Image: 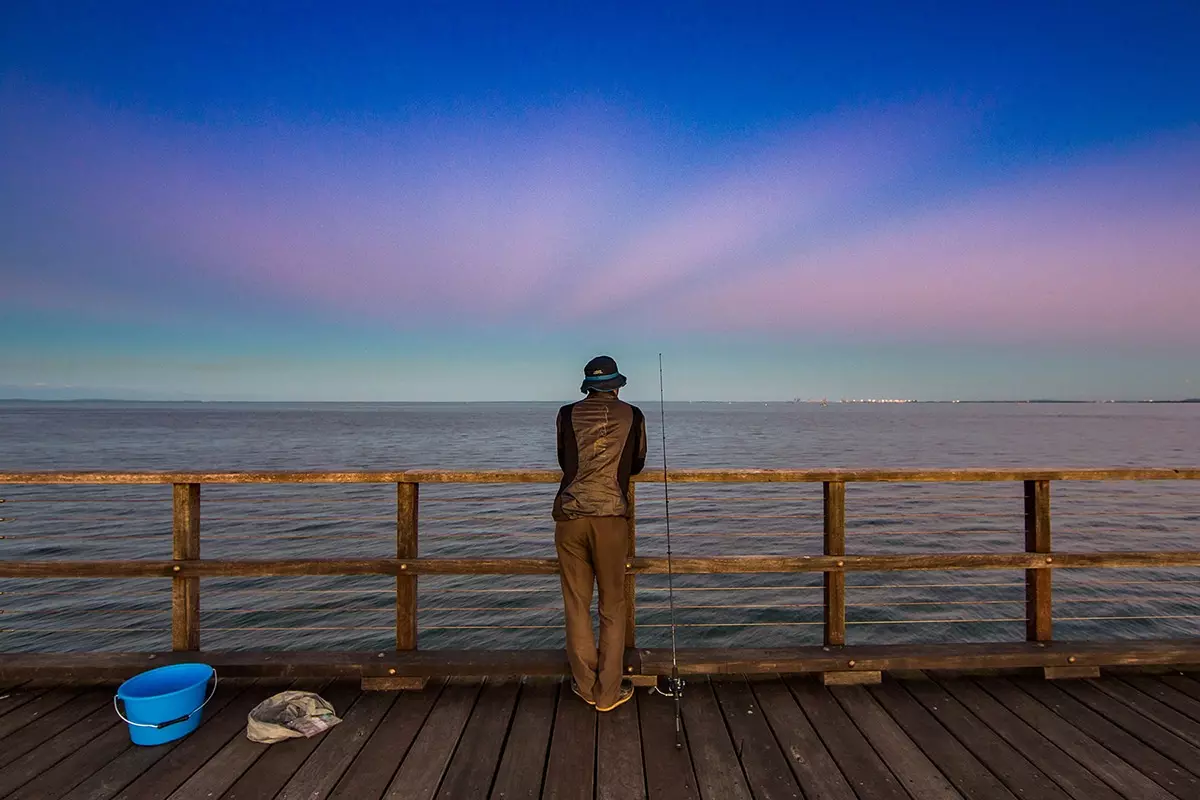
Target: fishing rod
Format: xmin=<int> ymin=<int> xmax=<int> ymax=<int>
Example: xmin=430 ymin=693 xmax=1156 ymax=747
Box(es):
xmin=652 ymin=352 xmax=684 ymax=749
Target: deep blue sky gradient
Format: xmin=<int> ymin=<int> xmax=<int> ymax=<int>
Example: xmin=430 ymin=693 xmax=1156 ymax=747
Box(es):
xmin=2 ymin=2 xmax=1198 ymax=400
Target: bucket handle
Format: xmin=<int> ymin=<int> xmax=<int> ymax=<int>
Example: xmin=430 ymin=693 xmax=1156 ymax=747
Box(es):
xmin=114 ymin=669 xmax=219 ymax=729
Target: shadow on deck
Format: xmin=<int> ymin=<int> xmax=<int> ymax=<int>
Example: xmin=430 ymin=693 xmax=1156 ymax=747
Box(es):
xmin=3 ymin=672 xmax=1200 ymax=799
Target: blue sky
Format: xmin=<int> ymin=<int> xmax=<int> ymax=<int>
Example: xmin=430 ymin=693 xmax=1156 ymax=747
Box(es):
xmin=2 ymin=2 xmax=1198 ymax=400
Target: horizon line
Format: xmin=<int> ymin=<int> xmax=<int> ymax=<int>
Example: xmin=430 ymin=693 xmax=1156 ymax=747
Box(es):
xmin=3 ymin=398 xmax=1198 ymax=405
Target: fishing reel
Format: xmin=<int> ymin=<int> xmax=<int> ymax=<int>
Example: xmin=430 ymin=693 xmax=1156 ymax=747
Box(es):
xmin=650 ymin=675 xmax=685 ymax=698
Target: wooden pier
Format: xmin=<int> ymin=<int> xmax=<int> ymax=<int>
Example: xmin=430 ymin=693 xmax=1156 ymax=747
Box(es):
xmin=6 ymin=672 xmax=1200 ymax=798
xmin=2 ymin=468 xmax=1200 ymax=797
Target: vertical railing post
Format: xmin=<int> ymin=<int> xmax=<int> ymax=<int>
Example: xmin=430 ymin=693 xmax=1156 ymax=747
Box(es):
xmin=171 ymin=483 xmax=201 ymax=651
xmin=1025 ymin=479 xmax=1052 ymax=642
xmin=823 ymin=481 xmax=846 ymax=647
xmin=396 ymin=482 xmax=419 ymax=651
xmin=624 ymin=482 xmax=637 ymax=648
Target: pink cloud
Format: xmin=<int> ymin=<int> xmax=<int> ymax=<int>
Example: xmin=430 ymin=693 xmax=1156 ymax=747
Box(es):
xmin=549 ymin=106 xmax=953 ymax=321
xmin=4 ymin=84 xmax=1196 ymax=346
xmin=658 ymin=135 xmax=1200 ymax=343
xmin=2 ymin=88 xmax=635 ymax=321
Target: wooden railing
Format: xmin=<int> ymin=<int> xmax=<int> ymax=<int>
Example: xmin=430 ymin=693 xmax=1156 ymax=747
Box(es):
xmin=1 ymin=468 xmax=1199 ymax=684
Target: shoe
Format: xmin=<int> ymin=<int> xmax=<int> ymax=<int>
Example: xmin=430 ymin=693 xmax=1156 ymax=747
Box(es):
xmin=571 ymin=679 xmax=595 ymax=706
xmin=596 ymin=682 xmax=635 ymax=712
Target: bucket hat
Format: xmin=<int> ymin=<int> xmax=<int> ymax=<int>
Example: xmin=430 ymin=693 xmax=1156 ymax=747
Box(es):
xmin=580 ymin=355 xmax=627 ymax=393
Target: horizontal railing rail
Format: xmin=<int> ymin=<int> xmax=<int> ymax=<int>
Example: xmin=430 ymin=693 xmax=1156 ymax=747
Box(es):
xmin=4 ymin=553 xmax=1200 ymax=577
xmin=1 ymin=468 xmax=1199 ymax=683
xmin=2 ymin=468 xmax=1199 ymax=483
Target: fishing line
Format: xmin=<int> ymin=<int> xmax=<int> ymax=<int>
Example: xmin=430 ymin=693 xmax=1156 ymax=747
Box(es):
xmin=652 ymin=352 xmax=685 ymax=749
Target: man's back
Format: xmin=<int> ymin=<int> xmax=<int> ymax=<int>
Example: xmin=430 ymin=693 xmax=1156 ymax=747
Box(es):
xmin=554 ymin=391 xmax=646 ymax=520
xmin=553 ymin=355 xmax=642 ymax=712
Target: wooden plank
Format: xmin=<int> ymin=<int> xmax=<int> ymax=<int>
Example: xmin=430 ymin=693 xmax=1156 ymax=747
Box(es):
xmin=219 ymin=681 xmax=361 ymax=800
xmin=1088 ymin=677 xmax=1200 ymax=748
xmin=330 ymin=680 xmax=444 ymax=800
xmin=4 ymin=639 xmax=1200 ymax=684
xmin=0 ymin=688 xmax=80 ymax=739
xmin=172 ymin=482 xmax=201 ymax=651
xmin=905 ymin=680 xmax=1070 ymax=800
xmin=1055 ymin=679 xmax=1200 ymax=776
xmin=6 ymin=467 xmax=1199 ymax=484
xmin=642 ymin=553 xmax=1037 ymax=574
xmin=0 ymin=649 xmax=570 ymax=681
xmin=1044 ymin=666 xmax=1100 ymax=680
xmin=0 ymin=471 xmax=419 ymax=484
xmin=541 ymin=680 xmax=597 ymax=800
xmin=869 ymin=681 xmax=1017 ymax=800
xmin=362 ymin=676 xmax=427 ymax=690
xmin=682 ymin=681 xmax=752 ymax=800
xmin=831 ymin=685 xmax=958 ymax=799
xmin=0 ymin=560 xmax=384 ymax=578
xmin=749 ymin=677 xmax=854 ymax=800
xmin=821 ymin=670 xmax=881 ymax=685
xmin=1102 ymin=664 xmax=1178 ymax=676
xmin=6 ymin=713 xmax=133 ymax=800
xmin=367 ymin=647 xmax=578 ymax=677
xmin=823 ymin=480 xmax=845 ymax=647
xmin=0 ymin=699 xmax=122 ymax=796
xmin=436 ymin=680 xmax=521 ymax=799
xmin=0 ymin=651 xmax=377 ymax=680
xmin=1161 ymin=674 xmax=1200 ymax=704
xmin=637 ymin=639 xmax=1200 ymax=675
xmin=1122 ymin=675 xmax=1200 ymax=726
xmin=397 ymin=482 xmax=418 ymax=651
xmin=55 ymin=680 xmax=258 ymax=800
xmin=488 ymin=678 xmax=558 ymax=800
xmin=1014 ymin=679 xmax=1200 ymax=798
xmin=639 ymin=685 xmax=700 ymax=800
xmin=0 ymin=689 xmax=112 ymax=768
xmin=395 ymin=470 xmax=566 ymax=484
xmin=0 ymin=684 xmax=51 ymax=718
xmin=969 ymin=678 xmax=1165 ymax=800
xmin=945 ymin=681 xmax=1123 ymax=800
xmin=321 ymin=551 xmax=1200 ymax=574
xmin=1025 ymin=479 xmax=1052 ymax=642
xmin=435 ymin=467 xmax=1200 ymax=483
xmin=8 ymin=549 xmax=1200 ymax=580
xmin=786 ymin=678 xmax=908 ymax=800
xmin=381 ymin=679 xmax=483 ymax=800
xmin=634 ymin=551 xmax=1200 ymax=573
xmin=626 ymin=482 xmax=637 ymax=648
xmin=597 ymin=681 xmax=646 ymax=800
xmin=163 ymin=723 xmax=272 ymax=800
xmin=710 ymin=678 xmax=801 ymax=800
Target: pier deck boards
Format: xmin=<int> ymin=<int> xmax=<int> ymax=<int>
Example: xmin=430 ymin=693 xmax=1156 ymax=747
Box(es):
xmin=4 ymin=673 xmax=1200 ymax=799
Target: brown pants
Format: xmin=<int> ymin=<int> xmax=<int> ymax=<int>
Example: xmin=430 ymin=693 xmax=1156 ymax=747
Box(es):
xmin=555 ymin=516 xmax=628 ymax=708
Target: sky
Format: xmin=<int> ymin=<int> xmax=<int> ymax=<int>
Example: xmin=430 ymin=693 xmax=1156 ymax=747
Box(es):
xmin=2 ymin=2 xmax=1198 ymax=401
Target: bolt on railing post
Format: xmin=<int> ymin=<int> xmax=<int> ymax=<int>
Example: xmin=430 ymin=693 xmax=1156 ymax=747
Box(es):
xmin=171 ymin=483 xmax=201 ymax=651
xmin=1025 ymin=479 xmax=1053 ymax=642
xmin=397 ymin=482 xmax=419 ymax=651
xmin=823 ymin=481 xmax=847 ymax=647
xmin=625 ymin=482 xmax=637 ymax=648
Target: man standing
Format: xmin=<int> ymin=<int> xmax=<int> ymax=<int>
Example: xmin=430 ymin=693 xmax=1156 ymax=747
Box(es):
xmin=553 ymin=355 xmax=646 ymax=711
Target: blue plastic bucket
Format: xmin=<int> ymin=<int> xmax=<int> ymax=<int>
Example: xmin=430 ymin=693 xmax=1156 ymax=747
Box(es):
xmin=114 ymin=663 xmax=217 ymax=746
